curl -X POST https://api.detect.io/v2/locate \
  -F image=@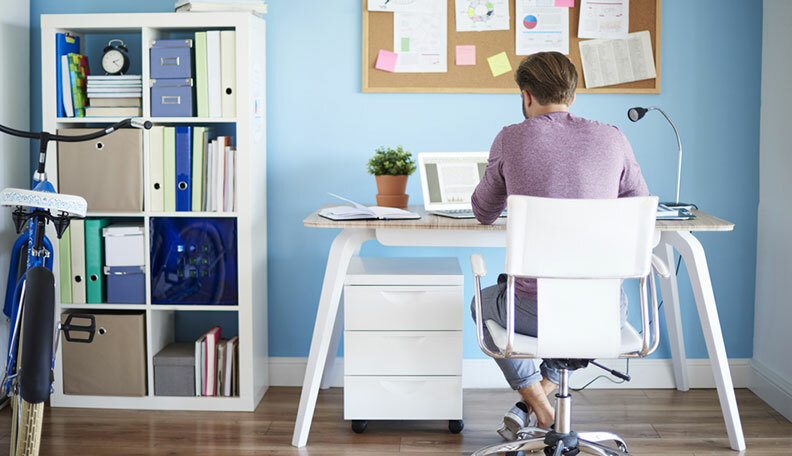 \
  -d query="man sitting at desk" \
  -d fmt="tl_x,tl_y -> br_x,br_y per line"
471,51 -> 649,439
